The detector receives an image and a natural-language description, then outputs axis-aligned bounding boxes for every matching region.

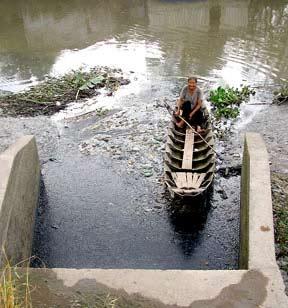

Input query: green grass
[0,258,32,308]
[74,293,118,308]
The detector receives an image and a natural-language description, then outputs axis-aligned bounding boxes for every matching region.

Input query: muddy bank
[0,116,58,158]
[0,86,287,274]
[244,103,288,173]
[271,172,288,294]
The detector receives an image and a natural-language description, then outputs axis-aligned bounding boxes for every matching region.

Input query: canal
[0,0,287,269]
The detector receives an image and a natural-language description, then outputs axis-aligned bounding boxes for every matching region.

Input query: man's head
[188,77,197,91]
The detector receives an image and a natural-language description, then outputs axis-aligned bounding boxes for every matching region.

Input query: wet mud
[271,172,288,294]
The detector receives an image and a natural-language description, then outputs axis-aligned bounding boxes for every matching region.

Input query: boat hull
[164,107,216,198]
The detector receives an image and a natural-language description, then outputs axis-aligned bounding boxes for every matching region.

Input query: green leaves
[76,73,106,100]
[208,85,255,119]
[79,76,105,91]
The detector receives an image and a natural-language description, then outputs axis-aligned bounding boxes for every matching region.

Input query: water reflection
[147,0,288,84]
[51,39,163,76]
[0,0,148,52]
[247,0,288,82]
[1,0,288,91]
[0,0,149,89]
[166,193,211,257]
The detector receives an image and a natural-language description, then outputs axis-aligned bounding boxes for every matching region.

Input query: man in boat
[175,76,205,132]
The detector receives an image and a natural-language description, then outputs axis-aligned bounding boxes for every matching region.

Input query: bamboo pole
[164,102,218,156]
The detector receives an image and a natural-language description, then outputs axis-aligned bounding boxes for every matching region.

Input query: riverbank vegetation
[0,260,32,308]
[0,67,130,117]
[273,86,288,105]
[208,85,255,119]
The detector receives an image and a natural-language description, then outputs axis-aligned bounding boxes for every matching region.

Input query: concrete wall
[0,135,40,266]
[240,135,250,269]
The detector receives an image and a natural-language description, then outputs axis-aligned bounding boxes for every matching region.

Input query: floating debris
[79,107,169,180]
[0,66,130,117]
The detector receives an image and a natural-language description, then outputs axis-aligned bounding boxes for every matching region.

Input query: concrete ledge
[24,267,286,307]
[0,136,40,266]
[241,133,277,269]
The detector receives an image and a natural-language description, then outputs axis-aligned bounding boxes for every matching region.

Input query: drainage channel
[31,119,240,270]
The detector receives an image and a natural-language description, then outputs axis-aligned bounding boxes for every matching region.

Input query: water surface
[1,0,287,92]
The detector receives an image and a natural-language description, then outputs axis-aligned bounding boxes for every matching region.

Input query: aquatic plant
[273,86,288,105]
[208,85,255,119]
[75,75,105,100]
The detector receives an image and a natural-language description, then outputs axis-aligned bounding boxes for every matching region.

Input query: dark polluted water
[32,169,240,269]
[1,0,288,269]
[31,115,240,270]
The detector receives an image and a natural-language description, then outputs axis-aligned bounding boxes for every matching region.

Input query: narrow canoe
[164,107,216,198]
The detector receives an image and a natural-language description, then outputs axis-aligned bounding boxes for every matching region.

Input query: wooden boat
[164,106,216,198]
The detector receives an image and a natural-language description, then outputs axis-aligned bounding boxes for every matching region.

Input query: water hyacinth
[208,85,255,119]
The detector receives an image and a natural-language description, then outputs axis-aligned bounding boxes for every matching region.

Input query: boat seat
[172,172,206,189]
[182,128,194,169]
